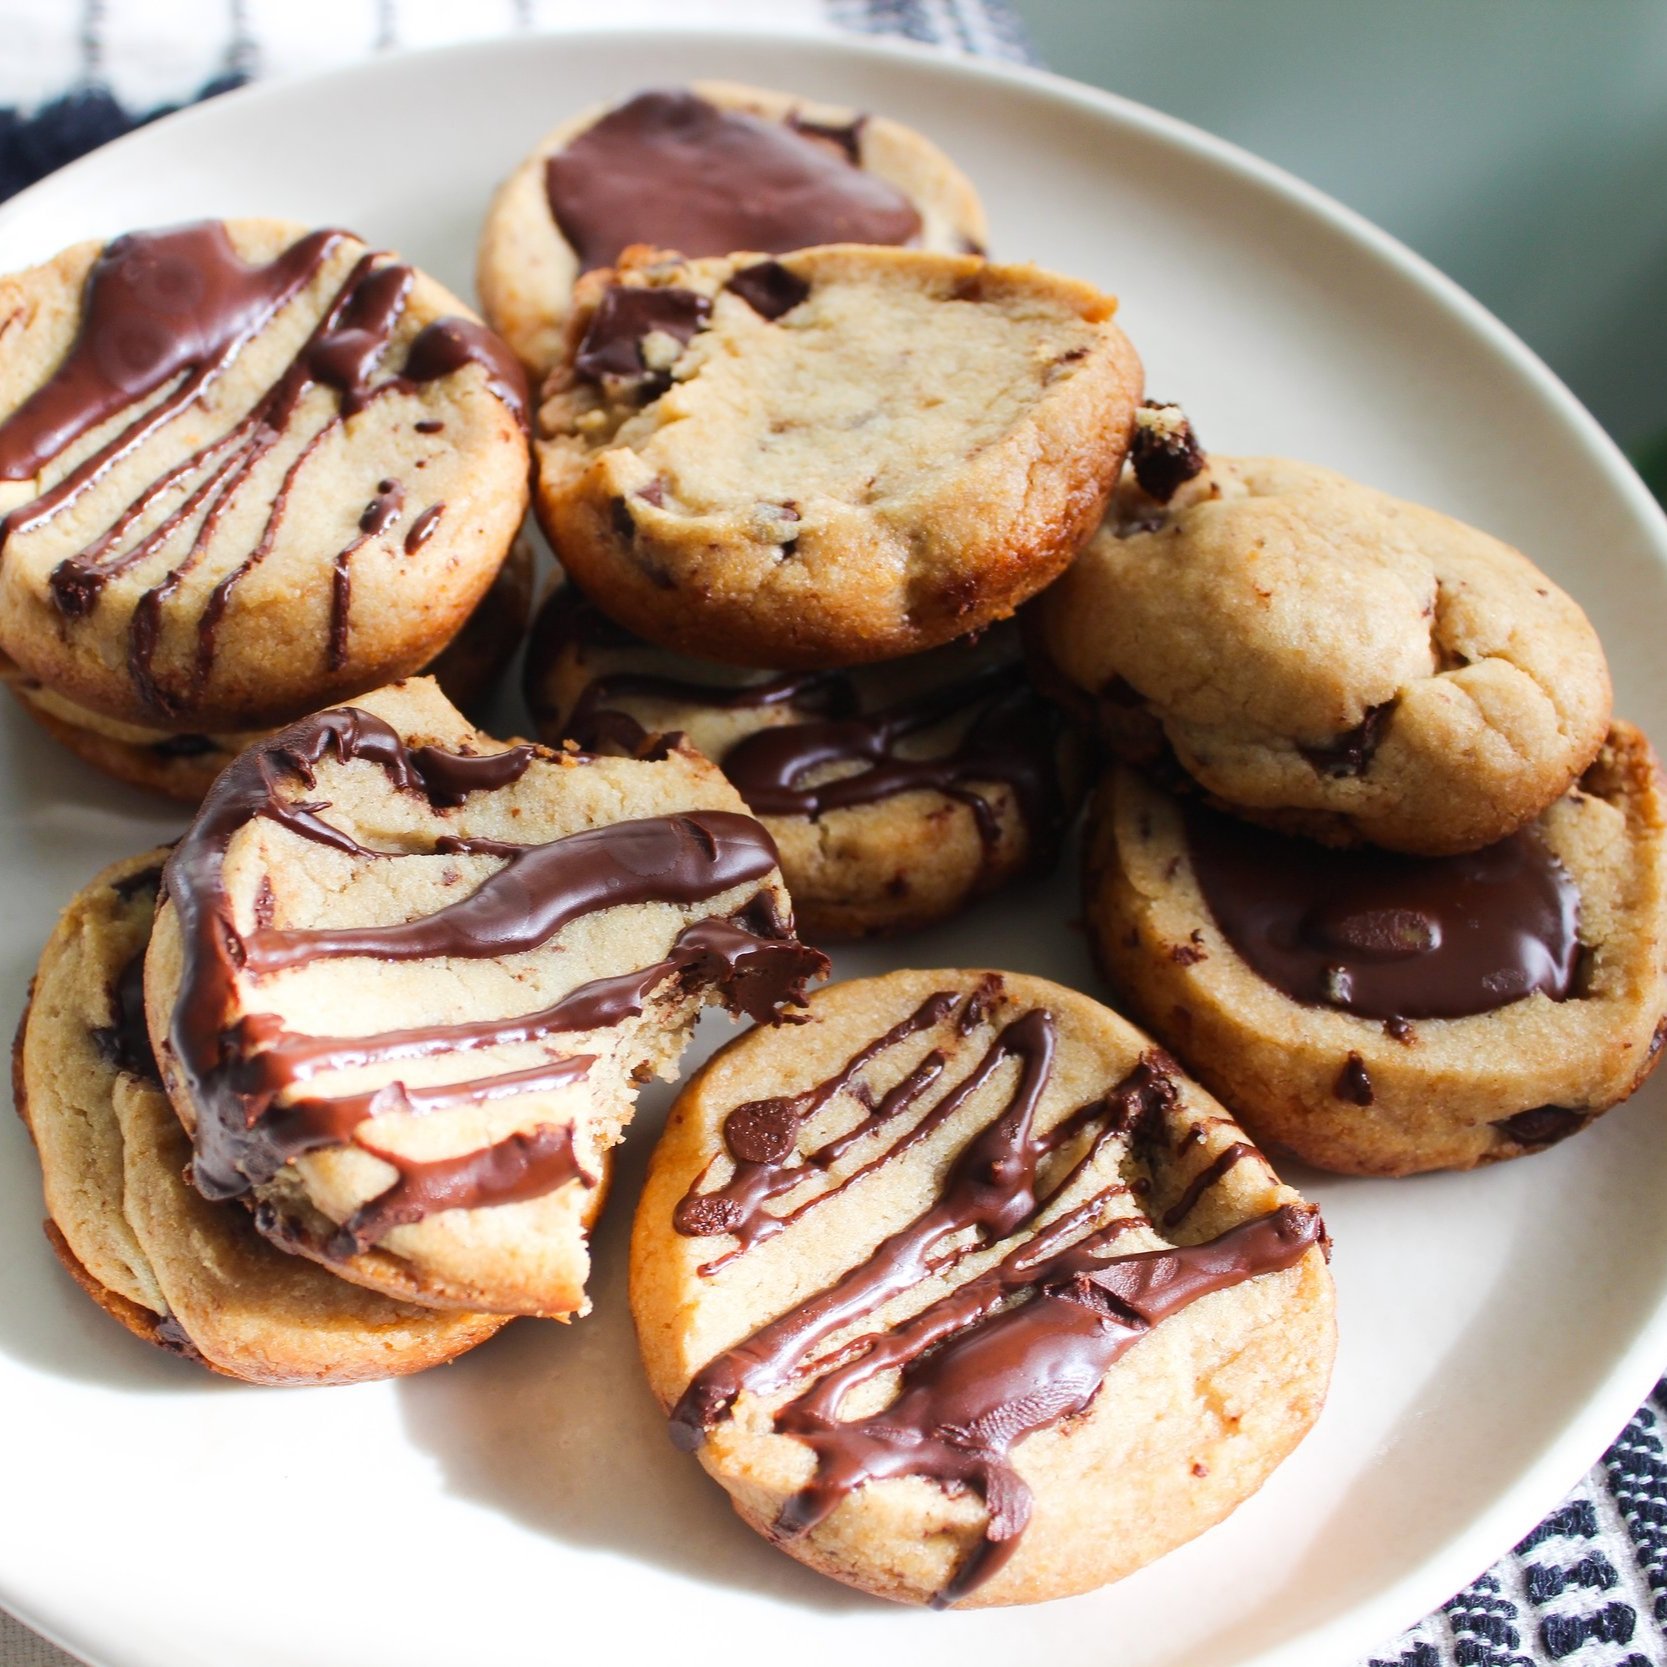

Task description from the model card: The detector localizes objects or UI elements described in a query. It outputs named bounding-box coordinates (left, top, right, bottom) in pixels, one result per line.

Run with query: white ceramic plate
left=1, top=28, right=1664, bottom=1667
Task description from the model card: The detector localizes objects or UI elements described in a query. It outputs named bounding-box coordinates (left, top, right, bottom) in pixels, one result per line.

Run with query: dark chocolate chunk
left=1299, top=701, right=1395, bottom=778
left=1129, top=402, right=1205, bottom=503
left=574, top=285, right=712, bottom=384
left=725, top=260, right=811, bottom=320
left=1494, top=1105, right=1586, bottom=1147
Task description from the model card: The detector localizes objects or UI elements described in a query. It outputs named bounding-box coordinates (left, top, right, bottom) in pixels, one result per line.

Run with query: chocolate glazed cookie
left=14, top=847, right=505, bottom=1383
left=476, top=81, right=987, bottom=375
left=1034, top=445, right=1612, bottom=855
left=0, top=540, right=535, bottom=804
left=142, top=677, right=825, bottom=1318
left=631, top=969, right=1335, bottom=1607
left=0, top=220, right=529, bottom=733
left=526, top=588, right=1082, bottom=938
left=1084, top=723, right=1667, bottom=1175
left=533, top=244, right=1142, bottom=669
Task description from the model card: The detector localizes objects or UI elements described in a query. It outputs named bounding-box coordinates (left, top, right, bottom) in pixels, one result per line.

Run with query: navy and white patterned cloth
left=0, top=5, right=1660, bottom=1665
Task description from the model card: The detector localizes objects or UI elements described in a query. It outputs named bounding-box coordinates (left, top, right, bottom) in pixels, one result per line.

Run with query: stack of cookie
left=1033, top=418, right=1667, bottom=1175
left=504, top=84, right=1142, bottom=935
left=16, top=676, right=825, bottom=1380
left=0, top=218, right=533, bottom=801
left=488, top=83, right=1338, bottom=1609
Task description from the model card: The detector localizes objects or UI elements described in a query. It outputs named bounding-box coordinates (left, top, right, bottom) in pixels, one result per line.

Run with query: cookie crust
left=1, top=540, right=533, bottom=803
left=0, top=219, right=530, bottom=732
left=143, top=678, right=823, bottom=1318
left=526, top=590, right=1082, bottom=938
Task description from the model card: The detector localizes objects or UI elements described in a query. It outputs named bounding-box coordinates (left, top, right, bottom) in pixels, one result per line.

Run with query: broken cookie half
left=143, top=677, right=826, bottom=1319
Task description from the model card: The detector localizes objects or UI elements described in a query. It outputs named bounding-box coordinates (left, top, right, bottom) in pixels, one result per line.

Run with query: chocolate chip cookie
left=632, top=968, right=1335, bottom=1606
left=0, top=219, right=530, bottom=734
left=1084, top=722, right=1667, bottom=1174
left=1034, top=453, right=1612, bottom=854
left=15, top=847, right=505, bottom=1382
left=526, top=587, right=1081, bottom=938
left=143, top=677, right=826, bottom=1318
left=2, top=539, right=534, bottom=803
left=477, top=82, right=987, bottom=375
left=533, top=243, right=1142, bottom=669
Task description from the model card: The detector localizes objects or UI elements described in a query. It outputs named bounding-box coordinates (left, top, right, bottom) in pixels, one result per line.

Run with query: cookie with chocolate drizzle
left=1, top=539, right=534, bottom=803
left=1084, top=722, right=1667, bottom=1174
left=1032, top=447, right=1612, bottom=855
left=631, top=968, right=1335, bottom=1606
left=141, top=678, right=826, bottom=1318
left=476, top=81, right=987, bottom=376
left=526, top=587, right=1082, bottom=937
left=0, top=219, right=529, bottom=737
left=533, top=242, right=1142, bottom=670
left=15, top=847, right=506, bottom=1383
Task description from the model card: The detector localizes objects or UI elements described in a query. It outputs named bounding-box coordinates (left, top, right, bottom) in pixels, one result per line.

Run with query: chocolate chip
left=149, top=733, right=219, bottom=759
left=1334, top=1052, right=1374, bottom=1105
left=574, top=285, right=712, bottom=383
left=1494, top=1105, right=1586, bottom=1147
left=1384, top=1015, right=1415, bottom=1044
left=725, top=260, right=811, bottom=320
left=1169, top=931, right=1207, bottom=966
left=673, top=1194, right=744, bottom=1237
left=723, top=1099, right=798, bottom=1165
left=1300, top=701, right=1395, bottom=778
left=1130, top=401, right=1205, bottom=502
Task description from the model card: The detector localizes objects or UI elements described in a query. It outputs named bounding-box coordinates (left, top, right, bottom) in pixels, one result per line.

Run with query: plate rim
left=0, top=25, right=1663, bottom=1667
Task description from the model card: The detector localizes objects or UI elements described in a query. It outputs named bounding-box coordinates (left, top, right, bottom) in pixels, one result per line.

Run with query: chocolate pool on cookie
left=477, top=81, right=988, bottom=375
left=1084, top=723, right=1667, bottom=1175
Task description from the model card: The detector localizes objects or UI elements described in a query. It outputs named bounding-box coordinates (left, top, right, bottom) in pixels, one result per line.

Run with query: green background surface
left=1012, top=0, right=1667, bottom=496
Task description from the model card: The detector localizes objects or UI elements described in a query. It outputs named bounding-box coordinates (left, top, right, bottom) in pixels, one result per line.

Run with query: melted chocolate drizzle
left=541, top=590, right=1068, bottom=865
left=337, top=1123, right=587, bottom=1253
left=775, top=1204, right=1321, bottom=1605
left=543, top=89, right=920, bottom=274
left=668, top=996, right=1321, bottom=1603
left=160, top=706, right=824, bottom=1227
left=0, top=222, right=527, bottom=720
left=1184, top=805, right=1581, bottom=1022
